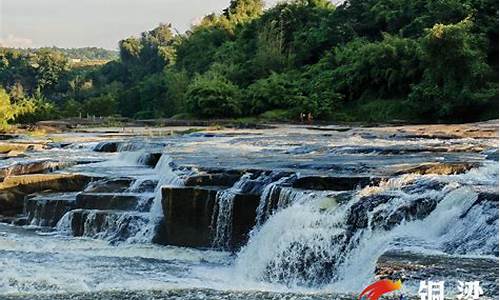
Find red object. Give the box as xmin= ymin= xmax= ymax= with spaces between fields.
xmin=358 ymin=279 xmax=402 ymax=300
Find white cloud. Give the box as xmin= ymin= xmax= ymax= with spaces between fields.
xmin=0 ymin=34 xmax=33 ymax=48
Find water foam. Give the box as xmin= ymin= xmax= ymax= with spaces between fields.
xmin=234 ymin=163 xmax=499 ymax=291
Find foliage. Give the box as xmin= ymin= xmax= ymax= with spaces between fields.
xmin=245 ymin=72 xmax=305 ymax=114
xmin=0 ymin=88 xmax=18 ymax=130
xmin=408 ymin=19 xmax=497 ymax=121
xmin=186 ymin=72 xmax=242 ymax=118
xmin=0 ymin=0 xmax=497 ymax=124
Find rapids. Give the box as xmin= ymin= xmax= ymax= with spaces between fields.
xmin=0 ymin=123 xmax=498 ymax=299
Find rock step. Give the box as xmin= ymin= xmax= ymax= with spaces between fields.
xmin=75 ymin=193 xmax=152 ymax=211
xmin=84 ymin=178 xmax=134 ymax=193
xmin=0 ymin=174 xmax=93 ymax=216
xmin=158 ymin=186 xmax=259 ymax=250
xmin=63 ymin=209 xmax=149 ymax=242
xmin=394 ymin=162 xmax=479 ymax=176
xmin=184 ymin=173 xmax=242 ymax=188
xmin=26 ymin=193 xmax=78 ymax=227
xmin=292 ymin=176 xmax=381 ymax=191
xmin=0 ymin=159 xmax=73 ymax=179
xmin=26 ymin=190 xmax=152 ymax=227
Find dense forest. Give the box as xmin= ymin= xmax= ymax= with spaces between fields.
xmin=0 ymin=0 xmax=498 ymax=128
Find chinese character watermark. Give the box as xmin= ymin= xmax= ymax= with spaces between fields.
xmin=457 ymin=281 xmax=484 ymax=300
xmin=419 ymin=280 xmax=445 ymax=300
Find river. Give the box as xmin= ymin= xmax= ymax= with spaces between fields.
xmin=0 ymin=122 xmax=498 ymax=299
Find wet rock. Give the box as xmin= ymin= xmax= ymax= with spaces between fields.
xmin=12 ymin=216 xmax=28 ymax=226
xmin=75 ymin=193 xmax=148 ymax=211
xmin=461 ymin=190 xmax=499 ymax=219
xmin=184 ymin=173 xmax=243 ymax=187
xmin=0 ymin=134 xmax=17 ymax=140
xmin=67 ymin=209 xmax=149 ymax=242
xmin=371 ymin=197 xmax=437 ymax=230
xmin=0 ymin=159 xmax=72 ymax=178
xmin=236 ymin=171 xmax=293 ymax=195
xmin=0 ymin=142 xmax=45 ymax=154
xmin=159 ymin=186 xmax=260 ymax=249
xmin=93 ymin=141 xmax=120 ymax=152
xmin=347 ymin=192 xmax=437 ymax=231
xmin=227 ymin=192 xmax=260 ymax=249
xmin=159 ymin=186 xmax=219 ymax=247
xmin=293 ymin=176 xmax=380 ymax=191
xmin=482 ymin=148 xmax=499 ymax=161
xmin=347 ymin=195 xmax=393 ymax=229
xmin=139 ymin=153 xmax=162 ymax=167
xmin=395 ymin=162 xmax=479 ymax=176
xmin=0 ymin=174 xmax=92 ymax=216
xmin=129 ymin=179 xmax=158 ymax=193
xmin=26 ymin=193 xmax=77 ymax=227
xmin=305 ymin=126 xmax=351 ymax=132
xmin=84 ymin=178 xmax=133 ymax=193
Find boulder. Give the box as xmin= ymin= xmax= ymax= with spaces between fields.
xmin=93 ymin=141 xmax=120 ymax=152
xmin=139 ymin=153 xmax=162 ymax=167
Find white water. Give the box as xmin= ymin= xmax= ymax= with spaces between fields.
xmin=234 ymin=163 xmax=499 ymax=292
xmin=211 ymin=173 xmax=253 ymax=249
xmin=128 ymin=154 xmax=190 ymax=243
xmin=3 ymin=125 xmax=498 ymax=298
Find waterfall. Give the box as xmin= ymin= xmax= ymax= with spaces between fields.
xmin=255 ymin=175 xmax=295 ymax=226
xmin=211 ymin=190 xmax=236 ymax=249
xmin=55 ymin=211 xmax=73 ymax=233
xmin=211 ymin=173 xmax=253 ymax=249
xmin=234 ymin=163 xmax=499 ymax=290
xmin=128 ymin=154 xmax=189 ymax=243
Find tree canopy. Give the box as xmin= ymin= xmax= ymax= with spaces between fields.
xmin=0 ymin=0 xmax=497 ymax=124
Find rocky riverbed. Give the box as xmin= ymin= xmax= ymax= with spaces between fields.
xmin=0 ymin=121 xmax=498 ymax=299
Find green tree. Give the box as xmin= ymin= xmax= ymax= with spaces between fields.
xmin=186 ymin=72 xmax=242 ymax=118
xmin=408 ymin=19 xmax=497 ymax=121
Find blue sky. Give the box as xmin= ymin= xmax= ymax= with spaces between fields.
xmin=0 ymin=0 xmax=279 ymax=49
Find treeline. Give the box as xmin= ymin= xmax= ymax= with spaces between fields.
xmin=0 ymin=0 xmax=498 ymax=126
xmin=2 ymin=47 xmax=118 ymax=61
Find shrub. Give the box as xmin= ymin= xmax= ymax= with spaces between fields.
xmin=186 ymin=72 xmax=242 ymax=118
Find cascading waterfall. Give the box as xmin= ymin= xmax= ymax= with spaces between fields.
xmin=128 ymin=154 xmax=189 ymax=243
xmin=234 ymin=163 xmax=499 ymax=291
xmin=55 ymin=210 xmax=73 ymax=233
xmin=255 ymin=175 xmax=297 ymax=226
xmin=211 ymin=173 xmax=253 ymax=249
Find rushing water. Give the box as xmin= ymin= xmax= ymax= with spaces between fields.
xmin=0 ymin=124 xmax=498 ymax=299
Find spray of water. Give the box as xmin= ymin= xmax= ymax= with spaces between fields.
xmin=234 ymin=163 xmax=499 ymax=291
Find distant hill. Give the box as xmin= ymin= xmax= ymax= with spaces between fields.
xmin=39 ymin=47 xmax=119 ymax=61
xmin=2 ymin=46 xmax=118 ymax=61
